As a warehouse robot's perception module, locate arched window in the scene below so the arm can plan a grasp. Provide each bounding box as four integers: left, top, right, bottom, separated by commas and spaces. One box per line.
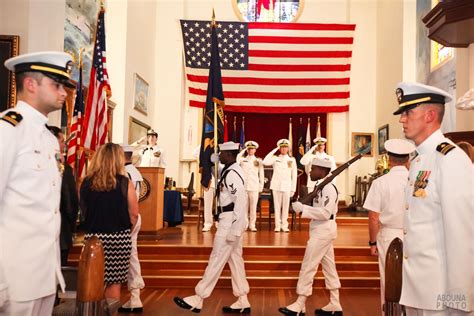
232, 0, 304, 23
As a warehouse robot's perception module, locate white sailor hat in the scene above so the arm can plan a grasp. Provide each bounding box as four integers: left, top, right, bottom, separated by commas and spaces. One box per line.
5, 51, 74, 88
384, 139, 416, 156
393, 82, 453, 115
219, 141, 240, 151
121, 144, 134, 153
311, 157, 333, 169
245, 140, 259, 149
313, 137, 327, 145
277, 139, 290, 147
147, 129, 158, 137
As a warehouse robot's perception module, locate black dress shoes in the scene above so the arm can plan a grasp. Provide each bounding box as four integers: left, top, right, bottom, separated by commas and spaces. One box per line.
314, 309, 343, 316
222, 306, 251, 314
278, 307, 305, 315
118, 306, 143, 313
173, 297, 201, 313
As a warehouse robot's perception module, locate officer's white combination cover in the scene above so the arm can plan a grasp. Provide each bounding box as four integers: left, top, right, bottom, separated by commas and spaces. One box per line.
277, 139, 290, 147
313, 137, 327, 144
245, 140, 259, 149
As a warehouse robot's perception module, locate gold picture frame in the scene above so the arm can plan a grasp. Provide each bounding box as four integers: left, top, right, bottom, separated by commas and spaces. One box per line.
351, 132, 374, 157
133, 73, 149, 115
128, 116, 150, 144
0, 35, 20, 111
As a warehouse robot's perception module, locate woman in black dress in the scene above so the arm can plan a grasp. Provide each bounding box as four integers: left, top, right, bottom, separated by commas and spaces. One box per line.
80, 143, 139, 305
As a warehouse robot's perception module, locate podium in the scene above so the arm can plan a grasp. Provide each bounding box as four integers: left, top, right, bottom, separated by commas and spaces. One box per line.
137, 167, 164, 234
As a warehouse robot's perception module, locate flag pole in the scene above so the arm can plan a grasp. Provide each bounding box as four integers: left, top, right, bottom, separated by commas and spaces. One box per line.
212, 9, 219, 220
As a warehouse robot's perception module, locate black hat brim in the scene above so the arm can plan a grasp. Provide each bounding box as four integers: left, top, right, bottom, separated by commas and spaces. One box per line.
393, 103, 420, 115
43, 72, 75, 88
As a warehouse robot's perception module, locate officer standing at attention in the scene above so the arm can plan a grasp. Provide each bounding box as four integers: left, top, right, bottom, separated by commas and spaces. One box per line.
118, 145, 145, 313
363, 138, 416, 309
174, 142, 251, 314
394, 82, 473, 315
263, 139, 297, 232
300, 137, 336, 191
237, 140, 264, 232
138, 129, 166, 168
279, 157, 343, 316
0, 51, 73, 315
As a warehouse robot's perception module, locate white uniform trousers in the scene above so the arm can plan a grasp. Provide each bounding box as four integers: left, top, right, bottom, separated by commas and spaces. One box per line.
296, 236, 341, 297
203, 188, 215, 230
1, 294, 55, 316
406, 307, 473, 316
247, 191, 259, 230
127, 214, 145, 290
194, 236, 249, 299
377, 227, 403, 309
272, 190, 290, 231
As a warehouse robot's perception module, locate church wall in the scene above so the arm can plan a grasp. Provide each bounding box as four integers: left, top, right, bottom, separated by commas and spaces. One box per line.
455, 45, 474, 131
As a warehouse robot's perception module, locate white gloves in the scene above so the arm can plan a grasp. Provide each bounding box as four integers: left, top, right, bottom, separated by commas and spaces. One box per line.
210, 153, 220, 163
292, 202, 304, 214
226, 233, 237, 243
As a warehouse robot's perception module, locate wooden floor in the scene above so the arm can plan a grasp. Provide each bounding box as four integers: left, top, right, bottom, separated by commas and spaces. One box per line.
119, 287, 381, 315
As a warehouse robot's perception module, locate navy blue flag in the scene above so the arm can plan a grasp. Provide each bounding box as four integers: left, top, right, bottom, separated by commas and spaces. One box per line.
296, 118, 306, 172
199, 21, 225, 188
239, 118, 245, 149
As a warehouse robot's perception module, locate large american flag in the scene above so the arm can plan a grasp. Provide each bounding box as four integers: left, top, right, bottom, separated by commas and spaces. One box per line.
81, 9, 111, 162
180, 20, 355, 113
66, 63, 84, 171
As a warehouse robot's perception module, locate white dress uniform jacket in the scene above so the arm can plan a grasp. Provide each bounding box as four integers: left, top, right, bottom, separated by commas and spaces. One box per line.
296, 183, 341, 297
400, 130, 473, 312
0, 101, 65, 302
363, 165, 408, 307
237, 154, 264, 192
139, 145, 166, 168
300, 149, 336, 190
263, 150, 297, 193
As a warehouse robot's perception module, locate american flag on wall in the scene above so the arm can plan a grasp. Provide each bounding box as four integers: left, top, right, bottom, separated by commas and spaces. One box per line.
80, 9, 111, 176
180, 20, 355, 114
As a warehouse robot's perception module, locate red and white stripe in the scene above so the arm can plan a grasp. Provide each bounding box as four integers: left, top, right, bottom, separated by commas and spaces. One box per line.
185, 22, 355, 113
66, 113, 81, 168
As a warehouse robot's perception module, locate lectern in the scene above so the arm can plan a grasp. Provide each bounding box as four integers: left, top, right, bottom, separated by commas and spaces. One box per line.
137, 167, 165, 234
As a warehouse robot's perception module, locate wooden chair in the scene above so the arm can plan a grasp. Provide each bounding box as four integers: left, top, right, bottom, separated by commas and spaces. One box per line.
384, 238, 404, 316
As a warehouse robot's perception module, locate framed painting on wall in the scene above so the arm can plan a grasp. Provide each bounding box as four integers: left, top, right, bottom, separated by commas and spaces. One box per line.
377, 124, 389, 154
133, 73, 149, 115
128, 116, 150, 145
0, 35, 19, 112
351, 132, 374, 157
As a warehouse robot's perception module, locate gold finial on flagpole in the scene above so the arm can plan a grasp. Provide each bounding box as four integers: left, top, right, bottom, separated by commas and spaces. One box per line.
211, 8, 216, 27
100, 0, 105, 10
316, 116, 321, 138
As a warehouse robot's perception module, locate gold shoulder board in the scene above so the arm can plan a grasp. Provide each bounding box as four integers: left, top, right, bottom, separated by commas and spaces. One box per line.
436, 142, 455, 155
1, 111, 23, 127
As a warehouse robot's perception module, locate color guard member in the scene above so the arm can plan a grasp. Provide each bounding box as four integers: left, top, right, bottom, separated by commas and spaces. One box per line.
174, 142, 251, 314
300, 137, 336, 191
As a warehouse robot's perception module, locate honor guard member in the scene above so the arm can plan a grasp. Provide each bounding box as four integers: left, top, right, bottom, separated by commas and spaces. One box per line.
363, 138, 416, 310
263, 139, 297, 232
139, 129, 167, 168
237, 141, 264, 231
300, 137, 337, 191
394, 82, 473, 315
0, 51, 74, 315
174, 142, 251, 314
118, 145, 145, 313
280, 157, 343, 316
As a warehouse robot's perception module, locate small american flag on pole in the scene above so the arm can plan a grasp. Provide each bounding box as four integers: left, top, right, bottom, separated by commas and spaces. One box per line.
81, 8, 111, 166
180, 20, 355, 114
66, 62, 84, 171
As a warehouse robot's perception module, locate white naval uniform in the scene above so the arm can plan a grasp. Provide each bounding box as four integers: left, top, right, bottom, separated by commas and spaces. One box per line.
400, 130, 473, 315
263, 149, 297, 231
139, 145, 166, 168
203, 175, 216, 230
194, 162, 250, 300
237, 153, 264, 230
300, 148, 336, 191
296, 183, 341, 298
124, 164, 145, 299
0, 101, 65, 314
363, 165, 408, 308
